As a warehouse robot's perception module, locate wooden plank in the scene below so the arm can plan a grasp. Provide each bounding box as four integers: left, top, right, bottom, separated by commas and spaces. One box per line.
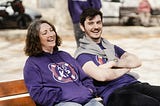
0, 80, 28, 97
0, 96, 36, 106
0, 80, 36, 106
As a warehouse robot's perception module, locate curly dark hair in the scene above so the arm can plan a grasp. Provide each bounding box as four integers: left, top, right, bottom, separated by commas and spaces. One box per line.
24, 20, 62, 56
80, 8, 103, 27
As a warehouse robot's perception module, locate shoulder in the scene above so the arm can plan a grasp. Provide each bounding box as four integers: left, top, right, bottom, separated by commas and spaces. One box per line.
58, 50, 71, 56
24, 56, 40, 71
76, 53, 94, 67
25, 56, 38, 63
57, 50, 74, 61
114, 45, 126, 58
77, 53, 93, 59
24, 55, 44, 65
114, 45, 124, 50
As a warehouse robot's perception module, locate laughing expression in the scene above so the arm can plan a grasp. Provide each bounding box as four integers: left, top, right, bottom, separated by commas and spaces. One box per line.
81, 15, 103, 43
39, 23, 56, 53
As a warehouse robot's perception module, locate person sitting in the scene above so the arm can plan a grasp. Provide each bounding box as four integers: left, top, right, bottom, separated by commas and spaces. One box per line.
23, 19, 103, 106
74, 8, 160, 106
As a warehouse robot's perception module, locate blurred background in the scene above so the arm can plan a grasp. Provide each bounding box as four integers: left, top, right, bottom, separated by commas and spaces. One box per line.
0, 0, 160, 85
1, 0, 160, 31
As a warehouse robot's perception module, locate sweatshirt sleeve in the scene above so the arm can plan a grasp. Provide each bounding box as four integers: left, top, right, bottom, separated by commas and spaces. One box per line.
59, 51, 97, 96
23, 59, 62, 106
74, 58, 97, 96
61, 51, 97, 96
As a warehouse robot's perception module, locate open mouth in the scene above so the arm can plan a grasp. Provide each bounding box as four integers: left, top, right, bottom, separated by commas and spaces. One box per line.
47, 39, 55, 42
92, 30, 100, 34
92, 28, 100, 33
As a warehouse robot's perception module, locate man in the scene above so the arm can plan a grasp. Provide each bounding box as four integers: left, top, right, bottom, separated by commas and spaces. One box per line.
74, 8, 160, 106
68, 0, 101, 47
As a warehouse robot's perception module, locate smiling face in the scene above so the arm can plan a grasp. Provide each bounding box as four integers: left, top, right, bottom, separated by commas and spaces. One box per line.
80, 15, 103, 43
39, 23, 56, 53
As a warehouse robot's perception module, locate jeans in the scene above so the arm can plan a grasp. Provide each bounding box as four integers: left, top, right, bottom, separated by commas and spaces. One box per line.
55, 98, 103, 106
106, 82, 160, 106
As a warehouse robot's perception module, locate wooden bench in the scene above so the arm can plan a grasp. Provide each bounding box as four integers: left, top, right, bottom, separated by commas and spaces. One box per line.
0, 79, 36, 106
0, 79, 103, 106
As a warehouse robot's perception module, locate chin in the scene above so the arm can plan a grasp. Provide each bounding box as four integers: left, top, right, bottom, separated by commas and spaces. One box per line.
49, 44, 55, 48
93, 35, 101, 39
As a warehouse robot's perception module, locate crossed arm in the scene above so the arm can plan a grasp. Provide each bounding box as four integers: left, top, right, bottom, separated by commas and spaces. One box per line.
82, 52, 142, 82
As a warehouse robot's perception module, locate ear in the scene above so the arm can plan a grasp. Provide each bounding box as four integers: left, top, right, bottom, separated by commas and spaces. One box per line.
79, 23, 85, 32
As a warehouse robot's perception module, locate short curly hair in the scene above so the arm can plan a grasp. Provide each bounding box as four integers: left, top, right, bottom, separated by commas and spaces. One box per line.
80, 8, 103, 27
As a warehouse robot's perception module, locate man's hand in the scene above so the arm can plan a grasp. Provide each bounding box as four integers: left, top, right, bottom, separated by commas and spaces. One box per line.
99, 60, 118, 69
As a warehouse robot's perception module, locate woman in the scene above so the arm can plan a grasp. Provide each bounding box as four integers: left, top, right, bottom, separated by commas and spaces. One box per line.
23, 20, 103, 106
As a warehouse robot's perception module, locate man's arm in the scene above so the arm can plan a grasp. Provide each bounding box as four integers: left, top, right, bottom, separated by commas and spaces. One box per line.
82, 52, 141, 82
82, 61, 130, 82
116, 52, 142, 68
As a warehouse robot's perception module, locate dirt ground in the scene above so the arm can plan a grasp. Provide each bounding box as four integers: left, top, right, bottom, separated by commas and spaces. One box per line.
0, 26, 160, 86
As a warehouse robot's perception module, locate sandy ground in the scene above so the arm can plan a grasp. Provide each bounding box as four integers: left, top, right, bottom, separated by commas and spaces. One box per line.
0, 26, 160, 86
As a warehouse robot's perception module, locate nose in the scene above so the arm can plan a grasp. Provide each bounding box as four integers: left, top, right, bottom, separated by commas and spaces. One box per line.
48, 31, 54, 37
93, 23, 99, 29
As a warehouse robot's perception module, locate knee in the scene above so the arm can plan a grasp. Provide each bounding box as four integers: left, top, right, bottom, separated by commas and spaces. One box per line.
144, 98, 160, 106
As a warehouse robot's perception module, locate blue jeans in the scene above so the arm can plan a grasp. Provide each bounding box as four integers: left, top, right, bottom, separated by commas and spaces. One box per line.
55, 98, 103, 106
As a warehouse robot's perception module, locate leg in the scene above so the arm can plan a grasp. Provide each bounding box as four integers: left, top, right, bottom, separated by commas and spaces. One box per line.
130, 82, 160, 102
107, 88, 159, 106
84, 98, 104, 106
55, 102, 82, 106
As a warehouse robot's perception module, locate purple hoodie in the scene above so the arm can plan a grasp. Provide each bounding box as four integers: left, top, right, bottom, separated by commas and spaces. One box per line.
23, 51, 96, 106
68, 0, 102, 24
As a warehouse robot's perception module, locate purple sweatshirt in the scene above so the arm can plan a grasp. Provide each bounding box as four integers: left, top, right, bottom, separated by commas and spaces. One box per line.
23, 51, 96, 106
68, 0, 102, 24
